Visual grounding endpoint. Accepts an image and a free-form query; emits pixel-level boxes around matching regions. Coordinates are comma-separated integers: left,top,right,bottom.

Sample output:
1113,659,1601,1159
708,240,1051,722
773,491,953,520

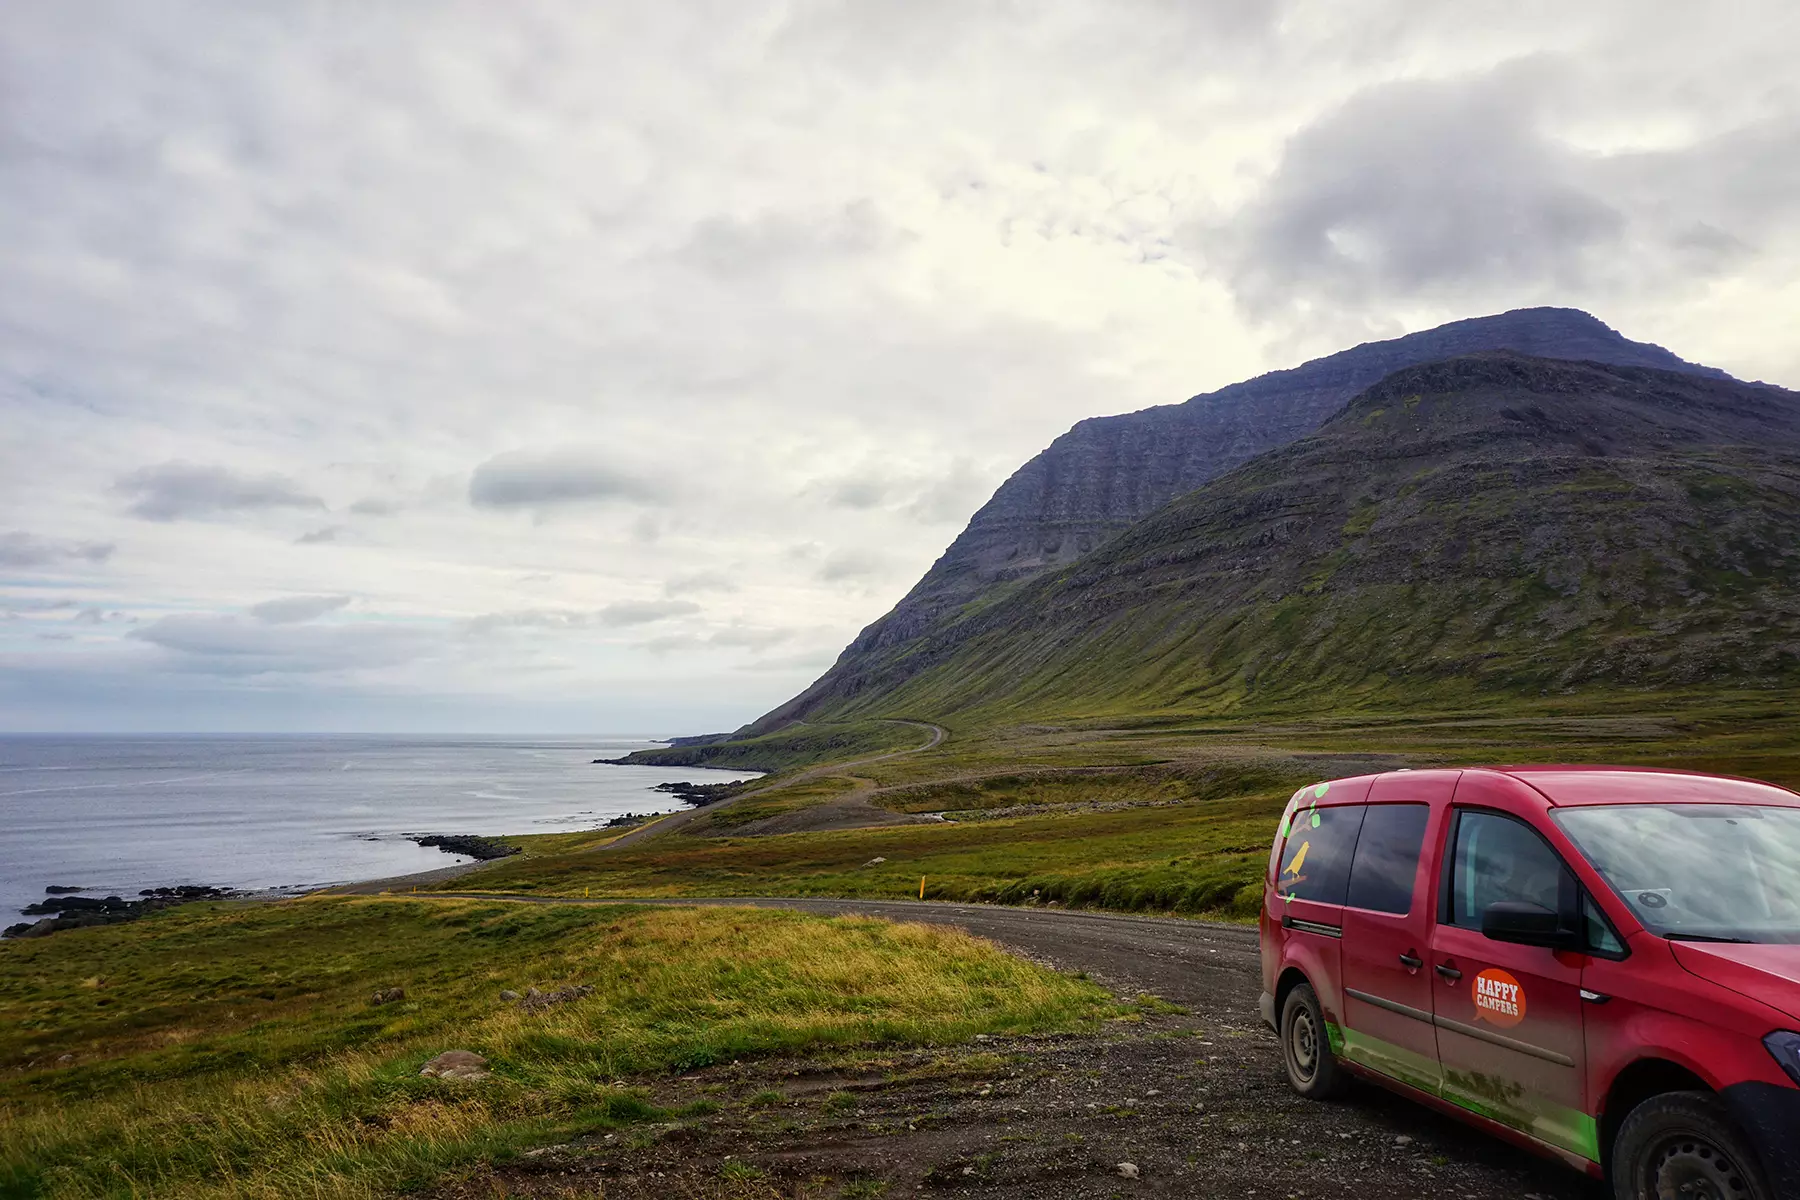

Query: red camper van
1258,767,1800,1199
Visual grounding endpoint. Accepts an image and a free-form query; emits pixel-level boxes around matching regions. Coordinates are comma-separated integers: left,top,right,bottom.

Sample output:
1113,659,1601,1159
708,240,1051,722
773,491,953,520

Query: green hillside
766,353,1800,727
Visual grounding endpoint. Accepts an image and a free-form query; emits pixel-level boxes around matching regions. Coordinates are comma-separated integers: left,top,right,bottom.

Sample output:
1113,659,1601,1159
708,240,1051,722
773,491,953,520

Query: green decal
1324,1021,1345,1056
1313,782,1329,799
1310,812,1321,828
1280,814,1292,838
1437,1067,1600,1164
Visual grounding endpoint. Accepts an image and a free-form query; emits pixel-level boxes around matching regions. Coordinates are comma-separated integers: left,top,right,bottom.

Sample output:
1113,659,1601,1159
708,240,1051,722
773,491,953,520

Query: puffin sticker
1471,968,1527,1028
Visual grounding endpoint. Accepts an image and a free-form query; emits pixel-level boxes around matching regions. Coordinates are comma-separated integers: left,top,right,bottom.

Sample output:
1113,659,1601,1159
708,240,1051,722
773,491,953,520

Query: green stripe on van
1335,1026,1598,1162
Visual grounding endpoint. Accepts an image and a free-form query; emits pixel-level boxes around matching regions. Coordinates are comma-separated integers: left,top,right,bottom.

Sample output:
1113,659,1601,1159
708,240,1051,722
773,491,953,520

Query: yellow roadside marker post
919,876,925,900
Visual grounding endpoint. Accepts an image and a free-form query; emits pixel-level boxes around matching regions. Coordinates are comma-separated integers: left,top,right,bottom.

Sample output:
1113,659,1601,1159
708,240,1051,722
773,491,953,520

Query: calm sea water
0,735,756,924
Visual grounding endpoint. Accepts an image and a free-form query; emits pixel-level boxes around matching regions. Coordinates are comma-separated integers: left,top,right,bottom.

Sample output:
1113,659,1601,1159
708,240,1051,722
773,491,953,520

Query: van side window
1583,893,1626,956
1449,810,1574,929
1345,803,1430,914
1276,804,1365,906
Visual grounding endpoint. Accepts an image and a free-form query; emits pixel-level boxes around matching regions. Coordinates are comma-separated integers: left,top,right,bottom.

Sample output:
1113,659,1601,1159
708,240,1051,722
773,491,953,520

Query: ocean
0,734,757,925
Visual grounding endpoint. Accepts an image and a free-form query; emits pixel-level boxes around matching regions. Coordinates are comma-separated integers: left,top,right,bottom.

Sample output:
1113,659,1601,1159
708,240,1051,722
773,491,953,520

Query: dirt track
603,721,949,849
422,894,1601,1199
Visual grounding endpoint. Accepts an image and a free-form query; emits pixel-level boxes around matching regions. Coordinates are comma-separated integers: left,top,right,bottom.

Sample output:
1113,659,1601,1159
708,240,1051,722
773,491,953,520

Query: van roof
1478,765,1800,808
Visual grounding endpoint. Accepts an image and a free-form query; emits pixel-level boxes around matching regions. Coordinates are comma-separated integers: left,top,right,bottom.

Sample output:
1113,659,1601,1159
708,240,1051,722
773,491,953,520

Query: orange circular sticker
1471,968,1526,1027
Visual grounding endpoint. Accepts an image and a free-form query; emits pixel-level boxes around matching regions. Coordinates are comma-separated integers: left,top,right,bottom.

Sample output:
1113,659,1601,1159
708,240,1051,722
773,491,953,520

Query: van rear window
1346,804,1430,914
1275,804,1364,906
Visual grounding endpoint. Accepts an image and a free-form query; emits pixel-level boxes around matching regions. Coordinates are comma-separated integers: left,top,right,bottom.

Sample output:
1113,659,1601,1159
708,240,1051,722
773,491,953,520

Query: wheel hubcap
1651,1134,1753,1200
1289,1010,1317,1081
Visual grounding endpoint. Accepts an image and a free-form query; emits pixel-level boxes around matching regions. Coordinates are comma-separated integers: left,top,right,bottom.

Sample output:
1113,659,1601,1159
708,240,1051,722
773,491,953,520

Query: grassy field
447,701,1800,919
0,898,1114,1199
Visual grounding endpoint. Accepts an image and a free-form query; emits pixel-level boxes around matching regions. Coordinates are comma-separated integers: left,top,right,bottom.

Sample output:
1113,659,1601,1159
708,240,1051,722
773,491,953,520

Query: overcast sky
3,1,1796,733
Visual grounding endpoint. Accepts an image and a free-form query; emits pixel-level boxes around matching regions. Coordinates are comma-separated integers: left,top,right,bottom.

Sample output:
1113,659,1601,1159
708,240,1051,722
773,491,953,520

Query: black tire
1611,1090,1771,1200
1280,982,1345,1099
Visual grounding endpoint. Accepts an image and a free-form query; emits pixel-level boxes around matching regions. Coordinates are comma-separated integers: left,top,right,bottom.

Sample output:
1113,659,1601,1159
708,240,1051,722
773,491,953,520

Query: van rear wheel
1611,1090,1769,1200
1280,982,1345,1099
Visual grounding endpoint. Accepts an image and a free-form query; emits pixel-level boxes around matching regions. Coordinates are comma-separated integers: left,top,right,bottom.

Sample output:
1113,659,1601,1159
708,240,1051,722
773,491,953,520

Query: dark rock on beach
651,780,745,807
44,885,88,894
409,834,520,860
6,885,233,939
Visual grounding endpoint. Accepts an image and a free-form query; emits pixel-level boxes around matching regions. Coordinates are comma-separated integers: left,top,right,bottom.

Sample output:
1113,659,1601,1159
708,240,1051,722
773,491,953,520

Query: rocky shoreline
5,885,235,939
648,779,746,807
408,834,520,861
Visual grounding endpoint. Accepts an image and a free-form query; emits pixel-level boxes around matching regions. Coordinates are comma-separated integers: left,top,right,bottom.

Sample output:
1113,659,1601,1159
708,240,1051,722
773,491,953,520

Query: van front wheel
1611,1090,1769,1200
1280,982,1345,1100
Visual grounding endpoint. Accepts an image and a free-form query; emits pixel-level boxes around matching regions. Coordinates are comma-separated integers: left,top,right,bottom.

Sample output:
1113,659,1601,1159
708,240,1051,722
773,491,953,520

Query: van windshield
1552,805,1800,944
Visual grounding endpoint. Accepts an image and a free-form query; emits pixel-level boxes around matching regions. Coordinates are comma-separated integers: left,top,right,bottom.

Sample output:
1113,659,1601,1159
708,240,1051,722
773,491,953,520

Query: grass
445,783,1289,918
443,700,1800,920
0,898,1113,1199
613,721,926,772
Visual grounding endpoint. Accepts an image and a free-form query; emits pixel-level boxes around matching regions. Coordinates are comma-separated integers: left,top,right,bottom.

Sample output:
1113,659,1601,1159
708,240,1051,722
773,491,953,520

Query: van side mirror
1481,901,1579,950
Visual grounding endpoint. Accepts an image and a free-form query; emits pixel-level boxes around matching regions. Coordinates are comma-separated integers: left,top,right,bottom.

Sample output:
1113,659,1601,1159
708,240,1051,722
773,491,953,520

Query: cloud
129,614,436,675
469,450,668,513
1201,56,1797,327
819,548,886,582
1204,64,1618,316
465,600,701,635
0,531,114,568
804,459,994,525
347,497,402,517
598,599,700,626
707,623,795,651
251,594,351,624
2,1,1797,730
673,201,893,280
664,570,739,596
115,463,324,522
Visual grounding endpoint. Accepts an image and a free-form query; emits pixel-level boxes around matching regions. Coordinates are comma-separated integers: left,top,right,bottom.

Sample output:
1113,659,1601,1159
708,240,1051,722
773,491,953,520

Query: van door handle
1398,952,1423,969
1435,964,1463,981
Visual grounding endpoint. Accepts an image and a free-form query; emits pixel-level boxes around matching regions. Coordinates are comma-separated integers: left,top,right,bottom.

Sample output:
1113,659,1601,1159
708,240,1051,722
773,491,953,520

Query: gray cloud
348,497,402,517
295,527,343,545
1207,64,1622,316
129,614,436,675
0,531,114,568
251,594,351,624
819,548,886,582
469,450,668,513
116,463,324,522
598,599,700,627
1204,56,1798,327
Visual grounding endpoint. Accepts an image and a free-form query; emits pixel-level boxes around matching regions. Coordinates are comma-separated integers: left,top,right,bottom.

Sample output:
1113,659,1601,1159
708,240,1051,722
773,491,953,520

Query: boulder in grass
419,1050,489,1081
369,987,405,1006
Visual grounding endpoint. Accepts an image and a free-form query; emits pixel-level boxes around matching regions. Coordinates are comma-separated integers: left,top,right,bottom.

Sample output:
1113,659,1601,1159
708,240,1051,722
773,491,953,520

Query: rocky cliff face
770,353,1800,725
752,308,1732,730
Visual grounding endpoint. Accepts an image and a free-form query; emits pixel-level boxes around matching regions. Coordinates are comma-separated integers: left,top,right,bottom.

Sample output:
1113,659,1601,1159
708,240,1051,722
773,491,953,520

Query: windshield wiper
1664,932,1752,943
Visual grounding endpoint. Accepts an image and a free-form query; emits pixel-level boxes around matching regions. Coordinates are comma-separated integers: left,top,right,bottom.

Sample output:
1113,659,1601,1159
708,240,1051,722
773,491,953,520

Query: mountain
753,308,1736,730
765,353,1800,725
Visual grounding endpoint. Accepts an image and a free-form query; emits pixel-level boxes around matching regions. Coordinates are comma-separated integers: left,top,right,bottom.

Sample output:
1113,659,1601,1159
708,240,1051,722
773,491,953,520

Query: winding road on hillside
600,719,948,850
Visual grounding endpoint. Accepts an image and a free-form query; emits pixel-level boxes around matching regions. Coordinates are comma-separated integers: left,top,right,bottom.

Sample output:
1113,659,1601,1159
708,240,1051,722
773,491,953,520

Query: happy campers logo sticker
1471,969,1526,1028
